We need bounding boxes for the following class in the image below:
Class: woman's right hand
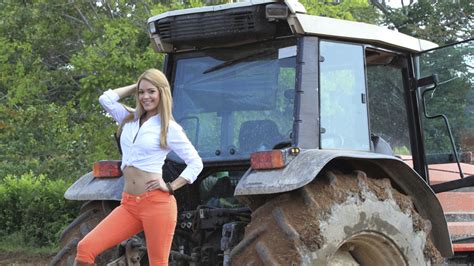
[145,178,168,192]
[114,83,137,99]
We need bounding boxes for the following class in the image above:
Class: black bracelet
[166,182,174,195]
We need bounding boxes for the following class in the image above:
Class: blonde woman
[75,69,203,266]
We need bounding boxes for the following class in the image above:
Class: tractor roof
[290,14,437,52]
[147,0,437,53]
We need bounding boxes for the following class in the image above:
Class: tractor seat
[371,134,394,156]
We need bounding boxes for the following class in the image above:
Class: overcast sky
[386,0,415,8]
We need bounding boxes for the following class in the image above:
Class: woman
[75,69,203,266]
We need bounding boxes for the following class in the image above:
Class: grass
[0,232,58,255]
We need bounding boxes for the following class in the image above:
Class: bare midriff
[123,166,166,195]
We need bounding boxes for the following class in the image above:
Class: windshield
[171,39,297,162]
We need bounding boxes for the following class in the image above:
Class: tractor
[51,0,474,265]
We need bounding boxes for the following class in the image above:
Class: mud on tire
[230,170,443,265]
[50,201,119,266]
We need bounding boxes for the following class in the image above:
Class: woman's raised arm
[98,84,137,124]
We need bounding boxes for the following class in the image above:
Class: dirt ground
[0,252,54,266]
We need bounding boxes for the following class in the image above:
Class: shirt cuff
[180,169,196,184]
[180,161,203,184]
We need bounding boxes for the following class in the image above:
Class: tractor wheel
[230,170,443,265]
[50,200,120,266]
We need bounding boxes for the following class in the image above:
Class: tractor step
[437,192,474,213]
[448,221,474,253]
[452,243,474,253]
[429,163,474,185]
[437,191,474,253]
[448,222,474,238]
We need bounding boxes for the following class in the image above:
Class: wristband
[166,182,174,195]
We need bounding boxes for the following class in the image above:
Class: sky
[386,0,416,8]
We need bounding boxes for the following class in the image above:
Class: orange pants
[76,190,177,265]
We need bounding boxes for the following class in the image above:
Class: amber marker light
[289,147,300,155]
[250,150,285,170]
[93,160,122,178]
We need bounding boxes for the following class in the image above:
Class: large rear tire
[230,170,443,265]
[50,200,120,266]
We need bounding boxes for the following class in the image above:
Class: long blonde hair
[118,69,174,148]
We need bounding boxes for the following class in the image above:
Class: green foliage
[0,1,168,180]
[0,173,81,247]
[0,37,47,106]
[393,146,411,156]
[302,0,379,23]
[0,231,57,254]
[374,0,473,44]
[0,103,118,180]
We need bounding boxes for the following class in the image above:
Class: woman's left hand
[145,179,169,192]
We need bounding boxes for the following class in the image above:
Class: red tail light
[93,160,122,178]
[250,147,300,170]
[251,150,285,170]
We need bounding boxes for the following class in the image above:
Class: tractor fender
[64,172,124,201]
[234,149,453,257]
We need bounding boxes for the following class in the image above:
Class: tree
[370,0,473,45]
[302,0,379,23]
[0,1,168,180]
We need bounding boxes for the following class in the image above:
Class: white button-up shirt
[99,90,203,183]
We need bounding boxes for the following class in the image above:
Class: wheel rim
[329,231,407,266]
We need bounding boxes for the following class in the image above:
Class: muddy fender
[235,149,453,258]
[64,172,124,201]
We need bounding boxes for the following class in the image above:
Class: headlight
[265,3,289,20]
[148,22,156,34]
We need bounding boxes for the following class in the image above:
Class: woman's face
[138,79,160,115]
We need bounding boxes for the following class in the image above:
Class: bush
[0,173,81,247]
[0,103,119,181]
